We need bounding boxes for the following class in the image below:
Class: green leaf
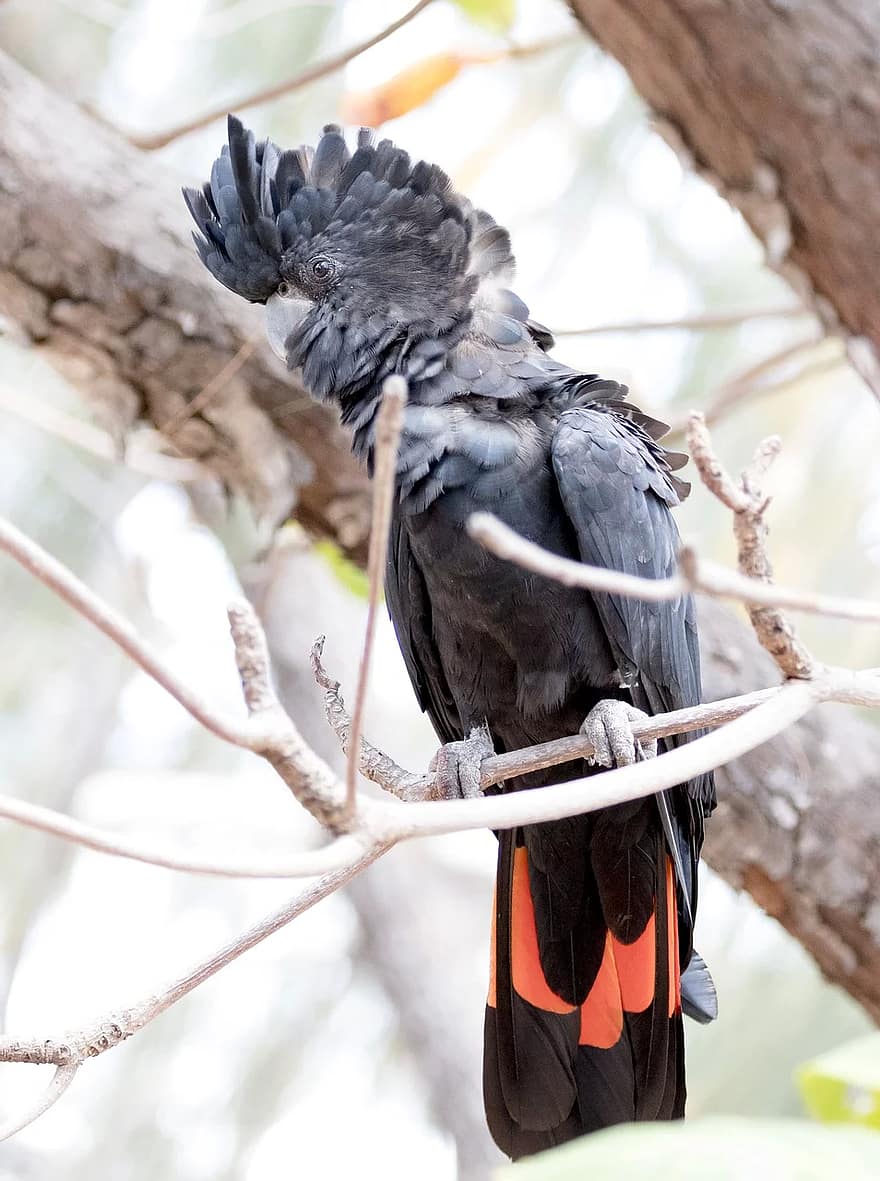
[495,1117,880,1181]
[451,0,516,35]
[798,1032,880,1129]
[314,539,370,599]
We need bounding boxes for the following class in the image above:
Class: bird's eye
[277,280,293,298]
[307,255,336,284]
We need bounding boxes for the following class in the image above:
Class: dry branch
[343,377,408,819]
[686,412,814,678]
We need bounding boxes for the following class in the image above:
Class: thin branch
[311,636,435,801]
[467,513,880,625]
[0,788,369,878]
[480,685,783,785]
[553,305,810,337]
[0,515,257,749]
[687,412,815,677]
[0,845,386,1132]
[129,0,435,151]
[162,334,260,438]
[367,677,830,839]
[0,1064,79,1141]
[344,377,408,820]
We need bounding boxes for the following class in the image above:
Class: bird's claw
[580,700,656,768]
[429,725,494,800]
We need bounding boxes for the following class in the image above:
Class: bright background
[0,1,877,1177]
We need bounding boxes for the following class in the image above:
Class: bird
[184,117,717,1159]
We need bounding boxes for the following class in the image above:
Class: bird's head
[184,117,517,403]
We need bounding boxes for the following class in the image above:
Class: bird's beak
[265,292,312,365]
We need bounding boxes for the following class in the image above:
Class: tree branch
[569,0,880,377]
[0,847,384,1138]
[466,514,880,626]
[686,412,814,677]
[343,377,408,819]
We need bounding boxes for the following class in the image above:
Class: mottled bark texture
[569,0,880,391]
[0,50,372,558]
[701,600,880,1023]
[0,40,879,1018]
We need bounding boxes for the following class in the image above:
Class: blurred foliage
[496,1118,880,1181]
[798,1033,880,1130]
[452,0,516,34]
[313,537,370,599]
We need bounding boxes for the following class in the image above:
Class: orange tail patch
[488,848,682,1043]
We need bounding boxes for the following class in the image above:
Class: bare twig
[681,352,840,437]
[0,787,368,878]
[0,515,256,748]
[311,637,435,801]
[6,409,880,1141]
[0,846,385,1138]
[162,334,260,438]
[344,377,408,820]
[554,305,810,337]
[129,0,435,150]
[687,412,815,677]
[0,516,348,827]
[467,513,880,626]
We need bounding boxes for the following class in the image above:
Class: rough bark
[0,50,372,558]
[569,0,880,392]
[0,47,879,1019]
[701,600,880,1023]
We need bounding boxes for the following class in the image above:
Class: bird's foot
[580,699,657,767]
[429,725,494,800]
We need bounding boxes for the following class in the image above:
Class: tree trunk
[0,43,878,1017]
[568,0,880,391]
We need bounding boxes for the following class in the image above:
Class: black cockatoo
[185,118,717,1159]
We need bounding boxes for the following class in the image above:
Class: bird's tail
[483,825,686,1160]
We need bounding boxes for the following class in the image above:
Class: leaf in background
[496,1116,880,1180]
[341,53,470,126]
[452,0,516,34]
[798,1032,880,1129]
[315,538,370,599]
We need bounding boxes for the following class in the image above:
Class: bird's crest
[184,117,516,307]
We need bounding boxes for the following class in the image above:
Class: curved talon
[580,699,657,767]
[429,725,494,800]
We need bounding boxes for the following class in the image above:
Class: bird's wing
[385,509,463,745]
[550,399,715,929]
